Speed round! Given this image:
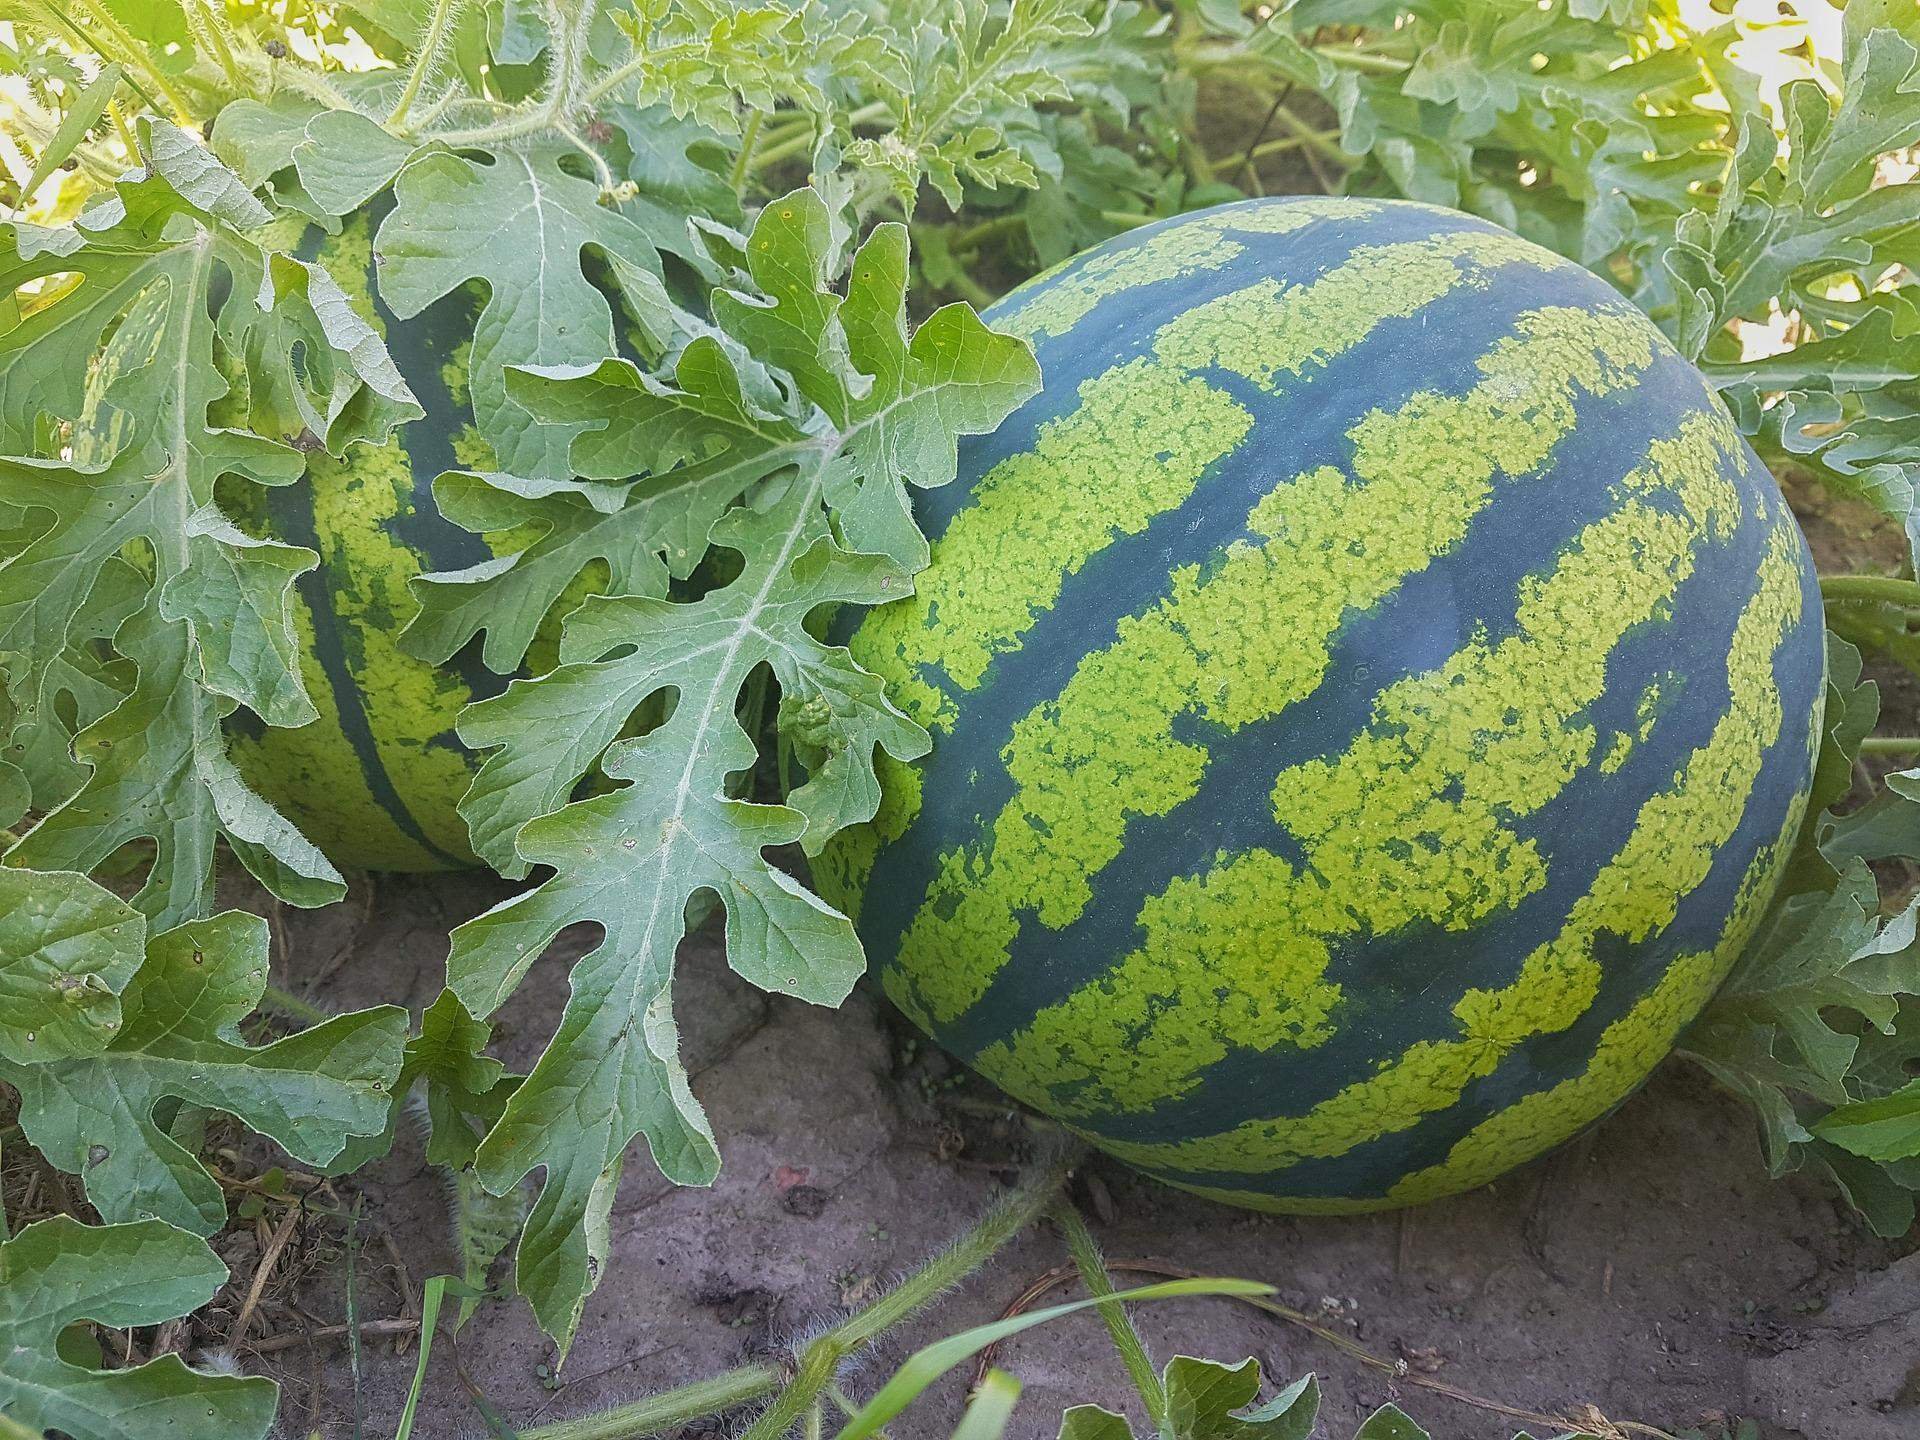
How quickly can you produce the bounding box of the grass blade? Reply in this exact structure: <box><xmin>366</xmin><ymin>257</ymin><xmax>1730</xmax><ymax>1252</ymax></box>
<box><xmin>833</xmin><ymin>1277</ymin><xmax>1272</xmax><ymax>1440</ymax></box>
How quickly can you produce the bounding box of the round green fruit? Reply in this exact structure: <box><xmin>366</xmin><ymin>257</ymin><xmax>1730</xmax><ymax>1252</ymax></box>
<box><xmin>227</xmin><ymin>213</ymin><xmax>497</xmax><ymax>872</ymax></box>
<box><xmin>816</xmin><ymin>196</ymin><xmax>1825</xmax><ymax>1212</ymax></box>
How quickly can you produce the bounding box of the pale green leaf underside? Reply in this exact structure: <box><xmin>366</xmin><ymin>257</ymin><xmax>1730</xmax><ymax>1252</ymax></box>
<box><xmin>0</xmin><ymin>127</ymin><xmax>416</xmax><ymax>926</ymax></box>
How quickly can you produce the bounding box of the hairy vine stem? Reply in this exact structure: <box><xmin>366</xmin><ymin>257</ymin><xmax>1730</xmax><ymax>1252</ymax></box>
<box><xmin>1053</xmin><ymin>1202</ymin><xmax>1164</xmax><ymax>1426</ymax></box>
<box><xmin>179</xmin><ymin>0</ymin><xmax>244</xmax><ymax>93</ymax></box>
<box><xmin>386</xmin><ymin>0</ymin><xmax>463</xmax><ymax>126</ymax></box>
<box><xmin>417</xmin><ymin>0</ymin><xmax>599</xmax><ymax>148</ymax></box>
<box><xmin>43</xmin><ymin>0</ymin><xmax>191</xmax><ymax>117</ymax></box>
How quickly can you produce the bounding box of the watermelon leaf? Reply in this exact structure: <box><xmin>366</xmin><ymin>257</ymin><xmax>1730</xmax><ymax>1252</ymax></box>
<box><xmin>369</xmin><ymin>144</ymin><xmax>673</xmax><ymax>480</ymax></box>
<box><xmin>18</xmin><ymin>61</ymin><xmax>123</xmax><ymax>207</ymax></box>
<box><xmin>0</xmin><ymin>906</ymin><xmax>407</xmax><ymax>1235</ymax></box>
<box><xmin>427</xmin><ymin>187</ymin><xmax>1033</xmax><ymax>1352</ymax></box>
<box><xmin>1812</xmin><ymin>1079</ymin><xmax>1920</xmax><ymax>1163</ymax></box>
<box><xmin>1350</xmin><ymin>1409</ymin><xmax>1427</xmax><ymax>1440</ymax></box>
<box><xmin>0</xmin><ymin>118</ymin><xmax>420</xmax><ymax>927</ymax></box>
<box><xmin>324</xmin><ymin>986</ymin><xmax>521</xmax><ymax>1178</ymax></box>
<box><xmin>1059</xmin><ymin>1360</ymin><xmax>1320</xmax><ymax>1440</ymax></box>
<box><xmin>0</xmin><ymin>867</ymin><xmax>143</xmax><ymax>1065</ymax></box>
<box><xmin>1680</xmin><ymin>638</ymin><xmax>1920</xmax><ymax>1237</ymax></box>
<box><xmin>0</xmin><ymin>1215</ymin><xmax>278</xmax><ymax>1440</ymax></box>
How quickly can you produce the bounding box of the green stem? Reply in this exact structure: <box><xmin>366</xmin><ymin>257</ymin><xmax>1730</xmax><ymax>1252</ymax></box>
<box><xmin>180</xmin><ymin>0</ymin><xmax>243</xmax><ymax>92</ymax></box>
<box><xmin>1859</xmin><ymin>736</ymin><xmax>1920</xmax><ymax>756</ymax></box>
<box><xmin>1215</xmin><ymin>127</ymin><xmax>1341</xmax><ymax>174</ymax></box>
<box><xmin>948</xmin><ymin>212</ymin><xmax>1024</xmax><ymax>249</ymax></box>
<box><xmin>839</xmin><ymin>1144</ymin><xmax>1079</xmax><ymax>1351</ymax></box>
<box><xmin>270</xmin><ymin>59</ymin><xmax>360</xmax><ymax>116</ymax></box>
<box><xmin>425</xmin><ymin>0</ymin><xmax>597</xmax><ymax>147</ymax></box>
<box><xmin>745</xmin><ymin>104</ymin><xmax>890</xmax><ymax>179</ymax></box>
<box><xmin>411</xmin><ymin>89</ymin><xmax>494</xmax><ymax>128</ymax></box>
<box><xmin>9</xmin><ymin>89</ymin><xmax>122</xmax><ymax>184</ymax></box>
<box><xmin>559</xmin><ymin>122</ymin><xmax>616</xmax><ymax>192</ymax></box>
<box><xmin>523</xmin><ymin>1369</ymin><xmax>785</xmax><ymax>1440</ymax></box>
<box><xmin>30</xmin><ymin>1</ymin><xmax>161</xmax><ymax>115</ymax></box>
<box><xmin>755</xmin><ymin>115</ymin><xmax>816</xmax><ymax>149</ymax></box>
<box><xmin>1312</xmin><ymin>44</ymin><xmax>1413</xmax><ymax>75</ymax></box>
<box><xmin>739</xmin><ymin>1339</ymin><xmax>847</xmax><ymax>1440</ymax></box>
<box><xmin>1100</xmin><ymin>209</ymin><xmax>1158</xmax><ymax>228</ymax></box>
<box><xmin>107</xmin><ymin>96</ymin><xmax>137</xmax><ymax>155</ymax></box>
<box><xmin>749</xmin><ymin>124</ymin><xmax>820</xmax><ymax>175</ymax></box>
<box><xmin>387</xmin><ymin>0</ymin><xmax>460</xmax><ymax>126</ymax></box>
<box><xmin>1266</xmin><ymin>103</ymin><xmax>1351</xmax><ymax>167</ymax></box>
<box><xmin>70</xmin><ymin>0</ymin><xmax>194</xmax><ymax>117</ymax></box>
<box><xmin>1055</xmin><ymin>1203</ymin><xmax>1164</xmax><ymax>1426</ymax></box>
<box><xmin>1820</xmin><ymin>574</ymin><xmax>1920</xmax><ymax>608</ymax></box>
<box><xmin>523</xmin><ymin>1145</ymin><xmax>1079</xmax><ymax>1440</ymax></box>
<box><xmin>730</xmin><ymin>108</ymin><xmax>764</xmax><ymax>195</ymax></box>
<box><xmin>580</xmin><ymin>49</ymin><xmax>652</xmax><ymax>107</ymax></box>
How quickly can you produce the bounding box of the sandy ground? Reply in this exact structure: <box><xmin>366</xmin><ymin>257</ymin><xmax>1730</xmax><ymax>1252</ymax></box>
<box><xmin>237</xmin><ymin>865</ymin><xmax>1917</xmax><ymax>1440</ymax></box>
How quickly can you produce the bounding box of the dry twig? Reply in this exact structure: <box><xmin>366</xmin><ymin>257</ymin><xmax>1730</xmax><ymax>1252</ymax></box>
<box><xmin>229</xmin><ymin>1205</ymin><xmax>303</xmax><ymax>1347</ymax></box>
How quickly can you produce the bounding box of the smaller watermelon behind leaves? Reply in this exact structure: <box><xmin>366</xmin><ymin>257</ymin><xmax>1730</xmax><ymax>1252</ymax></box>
<box><xmin>817</xmin><ymin>196</ymin><xmax>1826</xmax><ymax>1212</ymax></box>
<box><xmin>226</xmin><ymin>212</ymin><xmax>502</xmax><ymax>873</ymax></box>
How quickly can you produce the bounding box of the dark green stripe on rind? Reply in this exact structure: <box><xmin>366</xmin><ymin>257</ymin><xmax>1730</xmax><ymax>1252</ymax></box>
<box><xmin>819</xmin><ymin>196</ymin><xmax>1826</xmax><ymax>1211</ymax></box>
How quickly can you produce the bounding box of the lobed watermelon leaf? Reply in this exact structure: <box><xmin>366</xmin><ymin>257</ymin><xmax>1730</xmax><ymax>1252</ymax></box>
<box><xmin>367</xmin><ymin>144</ymin><xmax>677</xmax><ymax>479</ymax></box>
<box><xmin>423</xmin><ymin>186</ymin><xmax>1035</xmax><ymax>1351</ymax></box>
<box><xmin>0</xmin><ymin>118</ymin><xmax>419</xmax><ymax>928</ymax></box>
<box><xmin>11</xmin><ymin>0</ymin><xmax>1920</xmax><ymax>1418</ymax></box>
<box><xmin>1813</xmin><ymin>1078</ymin><xmax>1920</xmax><ymax>1164</ymax></box>
<box><xmin>1059</xmin><ymin>1360</ymin><xmax>1320</xmax><ymax>1440</ymax></box>
<box><xmin>0</xmin><ymin>867</ymin><xmax>143</xmax><ymax>1065</ymax></box>
<box><xmin>0</xmin><ymin>1215</ymin><xmax>278</xmax><ymax>1440</ymax></box>
<box><xmin>0</xmin><ymin>895</ymin><xmax>407</xmax><ymax>1236</ymax></box>
<box><xmin>1680</xmin><ymin>637</ymin><xmax>1920</xmax><ymax>1238</ymax></box>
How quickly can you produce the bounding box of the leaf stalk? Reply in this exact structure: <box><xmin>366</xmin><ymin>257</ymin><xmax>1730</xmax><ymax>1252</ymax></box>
<box><xmin>387</xmin><ymin>0</ymin><xmax>463</xmax><ymax>127</ymax></box>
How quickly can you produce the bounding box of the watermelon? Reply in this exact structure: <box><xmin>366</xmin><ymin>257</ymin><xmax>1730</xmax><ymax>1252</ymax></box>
<box><xmin>816</xmin><ymin>196</ymin><xmax>1825</xmax><ymax>1212</ymax></box>
<box><xmin>226</xmin><ymin>213</ymin><xmax>497</xmax><ymax>872</ymax></box>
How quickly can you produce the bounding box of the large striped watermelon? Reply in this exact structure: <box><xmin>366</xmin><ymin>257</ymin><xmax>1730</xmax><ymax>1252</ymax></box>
<box><xmin>226</xmin><ymin>213</ymin><xmax>498</xmax><ymax>872</ymax></box>
<box><xmin>815</xmin><ymin>196</ymin><xmax>1825</xmax><ymax>1211</ymax></box>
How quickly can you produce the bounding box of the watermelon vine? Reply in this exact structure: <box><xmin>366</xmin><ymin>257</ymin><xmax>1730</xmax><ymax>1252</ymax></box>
<box><xmin>2</xmin><ymin>1</ymin><xmax>1920</xmax><ymax>1435</ymax></box>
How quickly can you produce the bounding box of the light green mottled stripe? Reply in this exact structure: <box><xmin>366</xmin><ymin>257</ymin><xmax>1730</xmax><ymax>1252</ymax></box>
<box><xmin>999</xmin><ymin>198</ymin><xmax>1381</xmax><ymax>342</ymax></box>
<box><xmin>1171</xmin><ymin>815</ymin><xmax>1803</xmax><ymax>1214</ymax></box>
<box><xmin>855</xmin><ymin>227</ymin><xmax>1567</xmax><ymax>735</ymax></box>
<box><xmin>976</xmin><ymin>407</ymin><xmax>1747</xmax><ymax>1120</ymax></box>
<box><xmin>1089</xmin><ymin>517</ymin><xmax>1806</xmax><ymax>1177</ymax></box>
<box><xmin>882</xmin><ymin>302</ymin><xmax>1661</xmax><ymax>1035</ymax></box>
